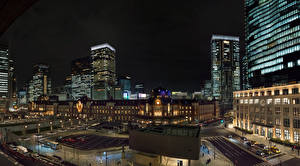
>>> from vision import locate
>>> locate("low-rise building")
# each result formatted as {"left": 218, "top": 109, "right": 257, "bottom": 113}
{"left": 28, "top": 98, "right": 219, "bottom": 126}
{"left": 233, "top": 83, "right": 300, "bottom": 143}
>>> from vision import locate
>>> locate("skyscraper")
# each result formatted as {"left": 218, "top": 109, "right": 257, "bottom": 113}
{"left": 211, "top": 35, "right": 240, "bottom": 113}
{"left": 0, "top": 45, "right": 9, "bottom": 113}
{"left": 91, "top": 43, "right": 116, "bottom": 100}
{"left": 119, "top": 76, "right": 131, "bottom": 99}
{"left": 8, "top": 59, "right": 16, "bottom": 99}
{"left": 0, "top": 45, "right": 9, "bottom": 98}
{"left": 28, "top": 63, "right": 51, "bottom": 101}
{"left": 245, "top": 0, "right": 300, "bottom": 88}
{"left": 71, "top": 56, "right": 93, "bottom": 100}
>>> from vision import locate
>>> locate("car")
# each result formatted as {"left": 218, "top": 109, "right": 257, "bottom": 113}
{"left": 241, "top": 137, "right": 247, "bottom": 141}
{"left": 256, "top": 150, "right": 265, "bottom": 156}
{"left": 257, "top": 144, "right": 268, "bottom": 149}
{"left": 263, "top": 149, "right": 272, "bottom": 155}
{"left": 246, "top": 142, "right": 252, "bottom": 146}
{"left": 228, "top": 135, "right": 232, "bottom": 138}
{"left": 270, "top": 146, "right": 280, "bottom": 154}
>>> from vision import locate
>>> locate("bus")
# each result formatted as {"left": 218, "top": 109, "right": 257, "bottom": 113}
{"left": 39, "top": 140, "right": 60, "bottom": 150}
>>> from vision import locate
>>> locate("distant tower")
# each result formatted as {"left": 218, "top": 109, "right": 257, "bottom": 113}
{"left": 29, "top": 63, "right": 51, "bottom": 101}
{"left": 211, "top": 35, "right": 240, "bottom": 114}
{"left": 0, "top": 45, "right": 9, "bottom": 98}
{"left": 71, "top": 56, "right": 93, "bottom": 100}
{"left": 119, "top": 76, "right": 131, "bottom": 99}
{"left": 91, "top": 43, "right": 116, "bottom": 100}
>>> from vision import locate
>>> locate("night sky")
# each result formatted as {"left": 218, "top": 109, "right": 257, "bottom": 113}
{"left": 0, "top": 0, "right": 244, "bottom": 92}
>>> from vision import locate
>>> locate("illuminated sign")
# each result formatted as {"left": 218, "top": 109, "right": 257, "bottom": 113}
{"left": 76, "top": 101, "right": 83, "bottom": 113}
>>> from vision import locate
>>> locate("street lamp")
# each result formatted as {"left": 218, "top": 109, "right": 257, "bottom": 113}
{"left": 60, "top": 120, "right": 63, "bottom": 129}
{"left": 50, "top": 121, "right": 53, "bottom": 132}
{"left": 24, "top": 125, "right": 28, "bottom": 135}
{"left": 38, "top": 123, "right": 40, "bottom": 134}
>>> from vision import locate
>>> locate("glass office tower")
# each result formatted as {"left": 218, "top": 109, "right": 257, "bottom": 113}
{"left": 211, "top": 35, "right": 240, "bottom": 113}
{"left": 71, "top": 56, "right": 93, "bottom": 100}
{"left": 245, "top": 0, "right": 300, "bottom": 88}
{"left": 91, "top": 43, "right": 116, "bottom": 100}
{"left": 0, "top": 46, "right": 9, "bottom": 98}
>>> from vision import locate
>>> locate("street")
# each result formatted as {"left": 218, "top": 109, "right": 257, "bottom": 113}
{"left": 207, "top": 136, "right": 263, "bottom": 166}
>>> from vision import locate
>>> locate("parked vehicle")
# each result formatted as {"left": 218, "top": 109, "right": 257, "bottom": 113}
{"left": 263, "top": 149, "right": 272, "bottom": 155}
{"left": 241, "top": 137, "right": 247, "bottom": 141}
{"left": 256, "top": 150, "right": 264, "bottom": 156}
{"left": 257, "top": 144, "right": 268, "bottom": 149}
{"left": 270, "top": 146, "right": 280, "bottom": 154}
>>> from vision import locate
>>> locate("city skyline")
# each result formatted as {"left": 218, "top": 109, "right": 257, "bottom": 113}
{"left": 0, "top": 0, "right": 244, "bottom": 91}
{"left": 0, "top": 1, "right": 300, "bottom": 166}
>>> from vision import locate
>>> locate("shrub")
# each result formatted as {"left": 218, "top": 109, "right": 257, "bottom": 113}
{"left": 234, "top": 126, "right": 253, "bottom": 134}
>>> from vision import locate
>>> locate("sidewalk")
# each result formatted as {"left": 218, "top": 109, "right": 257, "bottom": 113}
{"left": 198, "top": 139, "right": 233, "bottom": 166}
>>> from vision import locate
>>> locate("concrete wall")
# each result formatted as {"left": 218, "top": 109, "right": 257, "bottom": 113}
{"left": 129, "top": 130, "right": 200, "bottom": 160}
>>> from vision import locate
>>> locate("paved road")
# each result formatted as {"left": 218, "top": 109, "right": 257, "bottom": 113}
{"left": 207, "top": 136, "right": 263, "bottom": 166}
{"left": 0, "top": 153, "right": 15, "bottom": 166}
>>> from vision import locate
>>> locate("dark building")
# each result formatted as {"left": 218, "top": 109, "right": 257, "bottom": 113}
{"left": 28, "top": 63, "right": 51, "bottom": 101}
{"left": 8, "top": 59, "right": 16, "bottom": 99}
{"left": 119, "top": 76, "right": 131, "bottom": 99}
{"left": 244, "top": 0, "right": 300, "bottom": 88}
{"left": 71, "top": 56, "right": 92, "bottom": 75}
{"left": 135, "top": 83, "right": 145, "bottom": 94}
{"left": 71, "top": 56, "right": 93, "bottom": 99}
{"left": 211, "top": 35, "right": 240, "bottom": 114}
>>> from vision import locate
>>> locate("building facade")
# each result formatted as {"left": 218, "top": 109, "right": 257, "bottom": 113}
{"left": 28, "top": 63, "right": 51, "bottom": 101}
{"left": 234, "top": 83, "right": 300, "bottom": 143}
{"left": 211, "top": 35, "right": 240, "bottom": 113}
{"left": 29, "top": 89, "right": 219, "bottom": 126}
{"left": 0, "top": 45, "right": 9, "bottom": 98}
{"left": 91, "top": 43, "right": 116, "bottom": 100}
{"left": 119, "top": 76, "right": 131, "bottom": 100}
{"left": 245, "top": 0, "right": 300, "bottom": 88}
{"left": 71, "top": 56, "right": 93, "bottom": 100}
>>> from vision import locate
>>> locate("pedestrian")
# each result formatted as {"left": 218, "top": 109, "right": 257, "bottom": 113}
{"left": 292, "top": 146, "right": 294, "bottom": 151}
{"left": 202, "top": 153, "right": 204, "bottom": 157}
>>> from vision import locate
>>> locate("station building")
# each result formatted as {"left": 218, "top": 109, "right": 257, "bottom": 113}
{"left": 28, "top": 88, "right": 219, "bottom": 126}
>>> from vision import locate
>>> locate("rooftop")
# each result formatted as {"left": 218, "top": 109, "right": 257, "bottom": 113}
{"left": 137, "top": 125, "right": 200, "bottom": 137}
{"left": 211, "top": 34, "right": 239, "bottom": 41}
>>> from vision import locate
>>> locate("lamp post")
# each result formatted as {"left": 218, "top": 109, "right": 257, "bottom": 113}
{"left": 60, "top": 120, "right": 63, "bottom": 129}
{"left": 23, "top": 125, "right": 28, "bottom": 135}
{"left": 37, "top": 123, "right": 40, "bottom": 134}
{"left": 50, "top": 121, "right": 53, "bottom": 132}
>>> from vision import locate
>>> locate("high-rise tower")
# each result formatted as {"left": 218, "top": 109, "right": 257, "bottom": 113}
{"left": 211, "top": 35, "right": 240, "bottom": 113}
{"left": 245, "top": 0, "right": 300, "bottom": 88}
{"left": 91, "top": 43, "right": 116, "bottom": 100}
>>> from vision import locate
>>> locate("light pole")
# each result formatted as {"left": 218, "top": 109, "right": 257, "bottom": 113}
{"left": 60, "top": 120, "right": 63, "bottom": 129}
{"left": 24, "top": 125, "right": 28, "bottom": 135}
{"left": 37, "top": 123, "right": 40, "bottom": 134}
{"left": 50, "top": 121, "right": 53, "bottom": 132}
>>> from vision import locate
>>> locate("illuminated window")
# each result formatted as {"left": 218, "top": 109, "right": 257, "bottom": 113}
{"left": 288, "top": 61, "right": 294, "bottom": 68}
{"left": 249, "top": 99, "right": 253, "bottom": 104}
{"left": 283, "top": 98, "right": 290, "bottom": 104}
{"left": 274, "top": 98, "right": 281, "bottom": 104}
{"left": 267, "top": 99, "right": 272, "bottom": 104}
{"left": 254, "top": 99, "right": 259, "bottom": 104}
